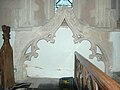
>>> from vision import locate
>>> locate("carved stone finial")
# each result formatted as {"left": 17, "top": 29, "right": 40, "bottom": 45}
{"left": 2, "top": 25, "right": 10, "bottom": 40}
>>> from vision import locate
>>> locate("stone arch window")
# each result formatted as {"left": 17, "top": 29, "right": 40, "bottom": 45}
{"left": 55, "top": 0, "right": 73, "bottom": 10}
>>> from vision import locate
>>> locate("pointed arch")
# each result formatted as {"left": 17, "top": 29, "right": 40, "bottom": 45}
{"left": 15, "top": 7, "right": 112, "bottom": 81}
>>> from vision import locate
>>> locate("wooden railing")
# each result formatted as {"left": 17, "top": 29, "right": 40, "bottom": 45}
{"left": 0, "top": 25, "right": 15, "bottom": 89}
{"left": 74, "top": 51, "right": 120, "bottom": 90}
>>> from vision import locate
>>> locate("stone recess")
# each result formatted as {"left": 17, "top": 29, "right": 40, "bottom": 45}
{"left": 13, "top": 7, "right": 112, "bottom": 81}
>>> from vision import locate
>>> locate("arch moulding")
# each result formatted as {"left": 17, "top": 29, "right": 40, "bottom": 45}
{"left": 14, "top": 7, "right": 112, "bottom": 81}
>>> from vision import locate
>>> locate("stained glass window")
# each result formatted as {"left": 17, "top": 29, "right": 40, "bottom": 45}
{"left": 55, "top": 0, "right": 73, "bottom": 10}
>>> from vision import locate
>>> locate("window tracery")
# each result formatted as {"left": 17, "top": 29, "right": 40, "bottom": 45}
{"left": 55, "top": 0, "right": 73, "bottom": 10}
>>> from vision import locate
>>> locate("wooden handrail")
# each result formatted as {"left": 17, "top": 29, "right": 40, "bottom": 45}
{"left": 74, "top": 51, "right": 120, "bottom": 90}
{"left": 0, "top": 25, "right": 15, "bottom": 89}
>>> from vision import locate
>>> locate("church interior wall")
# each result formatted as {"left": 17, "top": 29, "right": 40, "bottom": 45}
{"left": 0, "top": 0, "right": 120, "bottom": 81}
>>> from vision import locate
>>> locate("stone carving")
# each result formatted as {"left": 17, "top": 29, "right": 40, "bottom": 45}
{"left": 14, "top": 7, "right": 112, "bottom": 81}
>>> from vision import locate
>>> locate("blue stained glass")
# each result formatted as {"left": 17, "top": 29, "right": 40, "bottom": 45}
{"left": 55, "top": 0, "right": 73, "bottom": 10}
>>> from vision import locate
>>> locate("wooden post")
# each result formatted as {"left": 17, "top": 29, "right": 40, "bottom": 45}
{"left": 0, "top": 25, "right": 15, "bottom": 89}
{"left": 82, "top": 66, "right": 87, "bottom": 90}
{"left": 74, "top": 55, "right": 81, "bottom": 89}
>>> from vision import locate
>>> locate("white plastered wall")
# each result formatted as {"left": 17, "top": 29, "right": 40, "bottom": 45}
{"left": 24, "top": 26, "right": 105, "bottom": 78}
{"left": 110, "top": 32, "right": 120, "bottom": 72}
